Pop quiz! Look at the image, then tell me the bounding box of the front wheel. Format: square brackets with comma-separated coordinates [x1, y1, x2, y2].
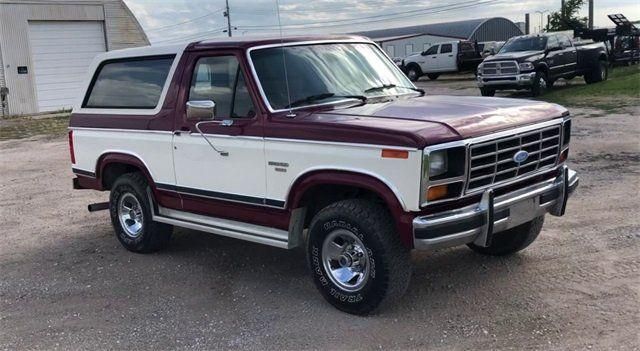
[405, 65, 421, 82]
[467, 216, 544, 256]
[531, 71, 548, 97]
[307, 199, 411, 315]
[109, 172, 172, 253]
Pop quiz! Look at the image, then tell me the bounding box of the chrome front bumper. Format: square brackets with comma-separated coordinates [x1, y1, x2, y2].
[477, 72, 536, 87]
[413, 166, 579, 250]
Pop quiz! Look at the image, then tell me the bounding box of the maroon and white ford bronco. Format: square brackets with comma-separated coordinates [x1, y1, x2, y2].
[69, 35, 579, 314]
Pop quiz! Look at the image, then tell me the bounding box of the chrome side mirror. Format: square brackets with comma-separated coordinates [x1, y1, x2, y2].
[186, 100, 215, 120]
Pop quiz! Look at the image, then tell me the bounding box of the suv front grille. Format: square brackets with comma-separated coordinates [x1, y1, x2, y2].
[481, 61, 518, 76]
[466, 125, 562, 193]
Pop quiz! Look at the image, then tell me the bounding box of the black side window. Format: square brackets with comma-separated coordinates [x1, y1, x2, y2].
[547, 35, 560, 49]
[188, 56, 256, 119]
[425, 45, 439, 55]
[559, 35, 573, 48]
[84, 55, 174, 109]
[440, 43, 453, 54]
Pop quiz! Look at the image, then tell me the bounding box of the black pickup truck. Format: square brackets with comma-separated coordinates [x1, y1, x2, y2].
[476, 33, 609, 96]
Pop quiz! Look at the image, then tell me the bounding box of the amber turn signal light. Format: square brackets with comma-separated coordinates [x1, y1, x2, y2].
[427, 185, 449, 201]
[381, 149, 409, 159]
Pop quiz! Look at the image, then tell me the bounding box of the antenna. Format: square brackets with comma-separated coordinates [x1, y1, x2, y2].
[275, 0, 295, 117]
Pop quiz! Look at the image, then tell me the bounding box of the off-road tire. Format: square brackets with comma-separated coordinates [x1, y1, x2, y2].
[584, 60, 608, 84]
[109, 172, 172, 253]
[467, 216, 545, 256]
[426, 73, 440, 80]
[307, 199, 411, 315]
[480, 88, 495, 96]
[531, 71, 548, 97]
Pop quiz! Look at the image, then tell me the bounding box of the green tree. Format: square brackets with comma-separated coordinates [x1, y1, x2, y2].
[546, 0, 588, 31]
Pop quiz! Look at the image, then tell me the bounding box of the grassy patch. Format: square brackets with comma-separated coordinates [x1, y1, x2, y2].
[0, 114, 70, 141]
[540, 65, 640, 110]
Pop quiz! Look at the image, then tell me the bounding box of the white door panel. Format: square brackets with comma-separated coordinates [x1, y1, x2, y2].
[172, 134, 266, 201]
[265, 139, 422, 211]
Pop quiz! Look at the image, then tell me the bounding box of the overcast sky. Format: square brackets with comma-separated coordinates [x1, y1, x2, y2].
[125, 0, 640, 44]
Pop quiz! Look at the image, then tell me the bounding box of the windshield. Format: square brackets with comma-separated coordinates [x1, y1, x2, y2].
[499, 37, 547, 53]
[250, 43, 417, 110]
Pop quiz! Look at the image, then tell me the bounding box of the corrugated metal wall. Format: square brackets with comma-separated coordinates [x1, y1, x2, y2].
[470, 17, 524, 42]
[0, 0, 148, 116]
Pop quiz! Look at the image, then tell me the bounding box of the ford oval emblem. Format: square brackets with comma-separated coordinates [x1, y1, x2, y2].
[513, 150, 529, 163]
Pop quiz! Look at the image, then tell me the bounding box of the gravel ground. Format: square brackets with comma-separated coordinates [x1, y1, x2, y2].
[1, 77, 639, 350]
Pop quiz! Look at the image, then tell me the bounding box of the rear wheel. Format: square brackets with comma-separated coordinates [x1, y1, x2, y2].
[307, 199, 411, 315]
[426, 73, 440, 80]
[584, 60, 608, 84]
[405, 65, 421, 82]
[467, 216, 544, 256]
[480, 88, 495, 96]
[531, 71, 548, 97]
[109, 172, 172, 253]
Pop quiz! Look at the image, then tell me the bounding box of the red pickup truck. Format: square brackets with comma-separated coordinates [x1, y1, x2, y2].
[70, 35, 579, 314]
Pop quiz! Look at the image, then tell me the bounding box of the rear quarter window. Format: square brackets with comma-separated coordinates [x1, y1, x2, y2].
[83, 55, 175, 109]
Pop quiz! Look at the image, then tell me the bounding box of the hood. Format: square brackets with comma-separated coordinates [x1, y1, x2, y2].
[313, 95, 566, 146]
[485, 50, 544, 62]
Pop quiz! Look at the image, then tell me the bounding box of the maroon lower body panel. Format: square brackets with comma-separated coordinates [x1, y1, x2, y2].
[178, 194, 291, 230]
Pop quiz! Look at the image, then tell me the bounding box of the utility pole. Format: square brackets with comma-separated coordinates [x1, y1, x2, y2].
[525, 13, 530, 34]
[536, 10, 549, 33]
[561, 0, 565, 19]
[224, 0, 232, 37]
[588, 0, 594, 29]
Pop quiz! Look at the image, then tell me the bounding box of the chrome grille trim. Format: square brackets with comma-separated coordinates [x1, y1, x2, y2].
[420, 118, 568, 207]
[466, 125, 562, 193]
[481, 60, 519, 76]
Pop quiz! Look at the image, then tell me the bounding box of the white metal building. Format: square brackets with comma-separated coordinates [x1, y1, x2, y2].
[356, 18, 524, 58]
[0, 0, 149, 116]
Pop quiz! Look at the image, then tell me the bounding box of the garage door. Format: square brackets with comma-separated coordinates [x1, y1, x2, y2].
[28, 21, 106, 112]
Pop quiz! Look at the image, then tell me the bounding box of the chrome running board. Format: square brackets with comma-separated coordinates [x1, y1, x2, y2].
[153, 206, 290, 249]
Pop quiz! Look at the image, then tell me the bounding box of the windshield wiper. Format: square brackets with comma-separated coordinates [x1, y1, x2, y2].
[365, 84, 425, 96]
[285, 93, 367, 109]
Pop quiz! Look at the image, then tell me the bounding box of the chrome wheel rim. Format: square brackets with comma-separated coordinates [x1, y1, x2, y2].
[322, 229, 370, 292]
[539, 76, 547, 91]
[117, 193, 144, 238]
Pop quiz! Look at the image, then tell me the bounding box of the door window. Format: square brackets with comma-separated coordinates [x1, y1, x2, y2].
[558, 35, 573, 49]
[440, 43, 453, 54]
[547, 35, 560, 50]
[188, 56, 256, 119]
[424, 45, 439, 55]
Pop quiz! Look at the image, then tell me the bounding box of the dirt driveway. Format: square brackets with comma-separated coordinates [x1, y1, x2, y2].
[1, 79, 639, 350]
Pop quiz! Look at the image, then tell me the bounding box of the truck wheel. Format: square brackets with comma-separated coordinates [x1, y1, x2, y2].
[306, 199, 411, 315]
[584, 60, 608, 84]
[531, 71, 548, 97]
[467, 216, 544, 256]
[109, 172, 172, 253]
[480, 88, 495, 96]
[426, 73, 440, 80]
[405, 65, 421, 82]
